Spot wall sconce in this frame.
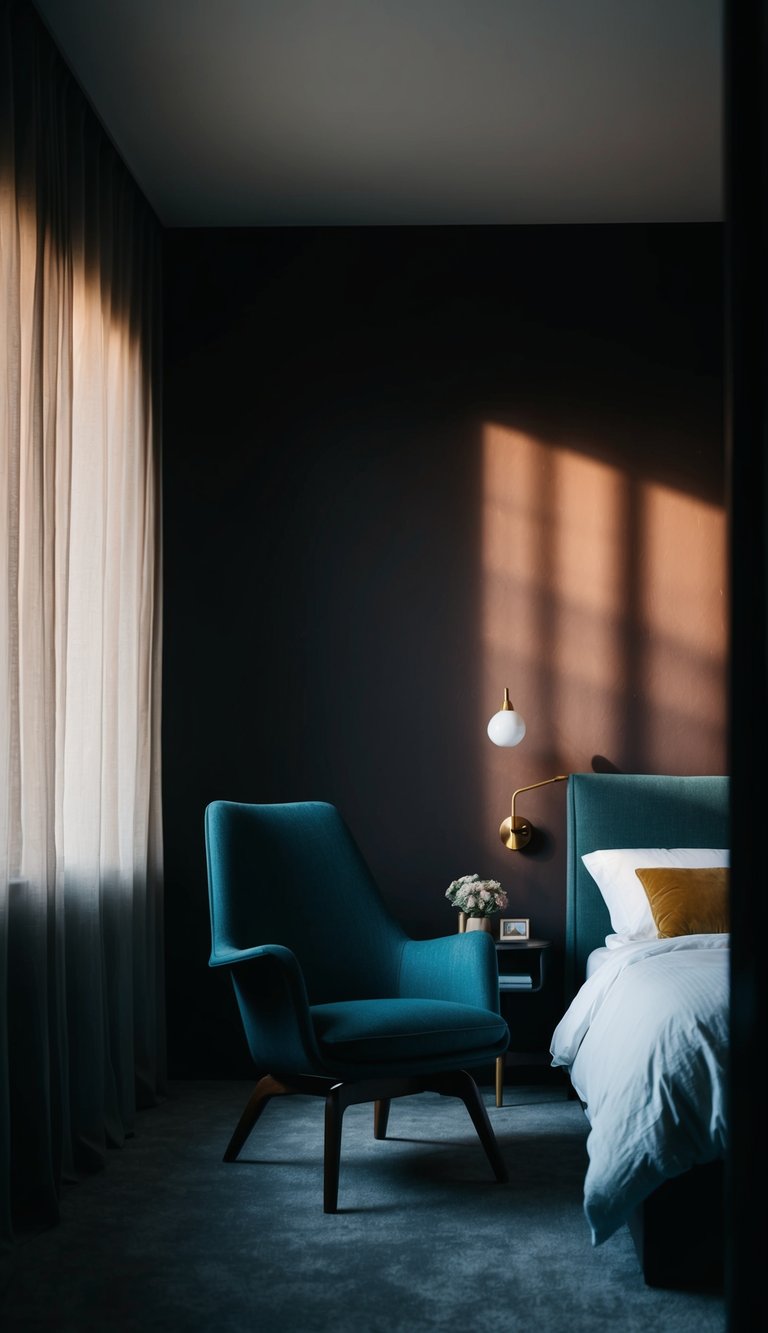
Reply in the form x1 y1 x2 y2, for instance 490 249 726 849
487 689 567 850
486 687 526 747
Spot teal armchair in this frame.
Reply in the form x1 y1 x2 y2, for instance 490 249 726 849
204 800 510 1211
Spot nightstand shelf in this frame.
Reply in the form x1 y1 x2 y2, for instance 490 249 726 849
494 939 551 1106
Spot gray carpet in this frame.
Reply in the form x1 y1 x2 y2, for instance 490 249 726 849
0 1081 725 1332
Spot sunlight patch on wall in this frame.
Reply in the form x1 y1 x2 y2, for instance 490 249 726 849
481 422 726 779
640 482 726 763
481 423 627 769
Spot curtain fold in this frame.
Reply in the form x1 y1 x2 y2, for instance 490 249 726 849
1 0 165 1247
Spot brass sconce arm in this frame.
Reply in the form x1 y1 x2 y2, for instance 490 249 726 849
500 774 568 851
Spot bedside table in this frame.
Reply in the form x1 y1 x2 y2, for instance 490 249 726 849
495 939 551 1107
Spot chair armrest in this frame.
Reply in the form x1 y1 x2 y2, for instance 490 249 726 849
209 942 299 971
209 943 324 1075
398 932 500 1011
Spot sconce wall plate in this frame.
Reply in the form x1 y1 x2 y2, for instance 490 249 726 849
499 815 532 851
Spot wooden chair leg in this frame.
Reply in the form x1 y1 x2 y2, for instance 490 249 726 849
373 1098 391 1140
324 1080 409 1210
454 1071 509 1183
427 1070 509 1183
323 1084 348 1213
223 1074 289 1162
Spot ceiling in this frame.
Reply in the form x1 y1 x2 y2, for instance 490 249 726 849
32 0 723 229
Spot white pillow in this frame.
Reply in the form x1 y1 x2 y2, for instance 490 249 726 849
581 847 730 942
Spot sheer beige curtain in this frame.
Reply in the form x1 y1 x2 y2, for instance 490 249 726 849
1 0 164 1246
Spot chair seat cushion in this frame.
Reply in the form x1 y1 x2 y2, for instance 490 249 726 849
311 997 507 1066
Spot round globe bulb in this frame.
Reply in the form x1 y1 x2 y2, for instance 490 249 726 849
487 709 526 747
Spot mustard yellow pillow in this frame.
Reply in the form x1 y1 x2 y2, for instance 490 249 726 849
634 866 730 938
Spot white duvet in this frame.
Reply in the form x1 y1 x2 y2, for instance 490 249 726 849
550 935 728 1245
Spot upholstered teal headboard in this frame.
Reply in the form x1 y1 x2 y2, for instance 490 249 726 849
565 773 730 999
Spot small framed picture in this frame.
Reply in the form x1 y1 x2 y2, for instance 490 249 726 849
499 917 530 941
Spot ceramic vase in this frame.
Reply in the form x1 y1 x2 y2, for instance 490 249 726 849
464 915 493 933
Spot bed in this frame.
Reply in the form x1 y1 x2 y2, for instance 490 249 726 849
550 772 728 1290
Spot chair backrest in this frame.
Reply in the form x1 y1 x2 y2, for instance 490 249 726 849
205 800 409 1003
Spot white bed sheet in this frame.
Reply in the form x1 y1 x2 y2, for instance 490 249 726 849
550 934 728 1245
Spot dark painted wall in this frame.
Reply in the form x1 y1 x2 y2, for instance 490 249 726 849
162 223 724 1077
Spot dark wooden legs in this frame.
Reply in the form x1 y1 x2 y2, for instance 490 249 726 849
438 1069 509 1184
373 1098 391 1140
324 1084 345 1212
223 1074 286 1162
223 1072 331 1161
225 1070 508 1210
374 1071 508 1186
323 1077 420 1211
